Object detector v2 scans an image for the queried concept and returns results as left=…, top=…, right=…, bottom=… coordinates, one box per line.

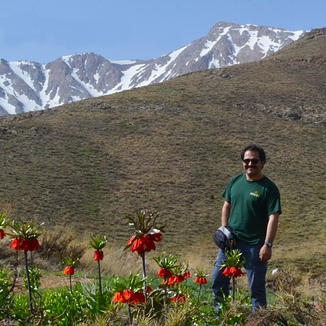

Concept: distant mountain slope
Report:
left=0, top=22, right=305, bottom=115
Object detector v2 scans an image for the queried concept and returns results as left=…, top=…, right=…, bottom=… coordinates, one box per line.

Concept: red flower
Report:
left=229, top=267, right=237, bottom=275
left=9, top=237, right=23, bottom=250
left=171, top=294, right=186, bottom=302
left=157, top=267, right=173, bottom=278
left=21, top=239, right=30, bottom=251
left=23, top=239, right=40, bottom=252
left=63, top=266, right=75, bottom=276
left=195, top=277, right=207, bottom=284
left=222, top=266, right=243, bottom=278
left=167, top=277, right=176, bottom=286
left=0, top=229, right=5, bottom=239
left=93, top=250, right=104, bottom=261
left=183, top=270, right=190, bottom=278
left=149, top=231, right=162, bottom=242
left=167, top=275, right=184, bottom=286
left=222, top=267, right=232, bottom=277
left=129, top=235, right=156, bottom=254
left=234, top=268, right=243, bottom=278
left=28, top=238, right=40, bottom=252
left=130, top=238, right=141, bottom=253
left=127, top=230, right=162, bottom=255
left=112, top=289, right=147, bottom=305
left=9, top=238, right=40, bottom=252
left=146, top=286, right=153, bottom=293
left=112, top=291, right=126, bottom=303
left=127, top=236, right=135, bottom=245
left=122, top=289, right=135, bottom=304
left=141, top=235, right=156, bottom=252
left=175, top=275, right=185, bottom=283
left=134, top=291, right=146, bottom=303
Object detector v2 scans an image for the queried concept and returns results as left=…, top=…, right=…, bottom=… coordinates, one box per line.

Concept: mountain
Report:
left=0, top=27, right=325, bottom=271
left=0, top=22, right=306, bottom=115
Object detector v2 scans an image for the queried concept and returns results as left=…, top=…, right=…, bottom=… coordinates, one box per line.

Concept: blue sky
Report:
left=1, top=0, right=325, bottom=63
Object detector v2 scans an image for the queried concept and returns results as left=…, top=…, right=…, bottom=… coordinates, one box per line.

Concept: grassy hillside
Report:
left=0, top=28, right=325, bottom=274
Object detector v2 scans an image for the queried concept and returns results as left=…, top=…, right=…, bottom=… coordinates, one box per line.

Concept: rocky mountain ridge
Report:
left=0, top=21, right=306, bottom=115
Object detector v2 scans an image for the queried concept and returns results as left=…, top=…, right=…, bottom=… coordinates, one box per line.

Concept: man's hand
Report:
left=259, top=244, right=272, bottom=261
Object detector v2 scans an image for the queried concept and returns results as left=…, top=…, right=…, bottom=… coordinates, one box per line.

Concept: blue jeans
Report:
left=211, top=241, right=267, bottom=312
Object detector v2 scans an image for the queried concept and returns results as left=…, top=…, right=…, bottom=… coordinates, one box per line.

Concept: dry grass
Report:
left=80, top=246, right=160, bottom=278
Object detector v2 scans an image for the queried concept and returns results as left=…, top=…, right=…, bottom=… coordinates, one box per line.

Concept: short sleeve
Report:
left=266, top=184, right=282, bottom=216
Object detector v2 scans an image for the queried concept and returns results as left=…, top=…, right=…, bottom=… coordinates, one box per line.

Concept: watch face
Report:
left=265, top=242, right=272, bottom=247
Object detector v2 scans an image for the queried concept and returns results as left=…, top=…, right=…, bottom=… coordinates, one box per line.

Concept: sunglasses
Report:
left=242, top=159, right=260, bottom=164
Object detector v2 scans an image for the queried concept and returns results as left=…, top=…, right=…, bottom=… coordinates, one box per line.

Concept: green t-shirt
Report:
left=222, top=174, right=281, bottom=245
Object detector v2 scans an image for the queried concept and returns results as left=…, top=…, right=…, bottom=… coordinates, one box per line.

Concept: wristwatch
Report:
left=264, top=241, right=273, bottom=248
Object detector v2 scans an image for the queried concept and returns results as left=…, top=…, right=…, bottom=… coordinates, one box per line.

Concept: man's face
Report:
left=242, top=150, right=264, bottom=180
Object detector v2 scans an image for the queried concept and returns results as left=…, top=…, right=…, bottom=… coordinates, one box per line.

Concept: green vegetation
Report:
left=0, top=210, right=326, bottom=325
left=1, top=267, right=326, bottom=325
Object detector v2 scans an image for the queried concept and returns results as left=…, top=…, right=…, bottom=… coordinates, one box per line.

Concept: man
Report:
left=211, top=144, right=281, bottom=312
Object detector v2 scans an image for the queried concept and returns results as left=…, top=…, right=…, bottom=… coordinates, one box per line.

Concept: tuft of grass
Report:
left=38, top=222, right=87, bottom=268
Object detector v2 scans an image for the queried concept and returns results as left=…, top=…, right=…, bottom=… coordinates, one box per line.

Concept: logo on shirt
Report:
left=250, top=191, right=260, bottom=197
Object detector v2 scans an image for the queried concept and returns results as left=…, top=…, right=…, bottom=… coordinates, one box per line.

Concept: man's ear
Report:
left=261, top=161, right=265, bottom=169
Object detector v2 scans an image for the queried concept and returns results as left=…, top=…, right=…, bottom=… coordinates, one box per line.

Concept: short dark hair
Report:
left=240, top=144, right=266, bottom=162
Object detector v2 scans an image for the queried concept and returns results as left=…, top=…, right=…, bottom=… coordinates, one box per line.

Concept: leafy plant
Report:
left=111, top=271, right=147, bottom=325
left=219, top=249, right=246, bottom=303
left=125, top=209, right=165, bottom=292
left=23, top=265, right=41, bottom=293
left=0, top=267, right=16, bottom=320
left=194, top=268, right=209, bottom=309
left=62, top=254, right=80, bottom=293
left=42, top=287, right=89, bottom=326
left=7, top=220, right=42, bottom=313
left=89, top=235, right=107, bottom=297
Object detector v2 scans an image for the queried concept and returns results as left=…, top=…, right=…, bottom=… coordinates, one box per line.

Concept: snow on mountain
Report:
left=0, top=22, right=306, bottom=115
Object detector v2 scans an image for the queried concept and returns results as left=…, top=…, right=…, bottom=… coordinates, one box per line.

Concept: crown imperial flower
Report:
left=195, top=277, right=207, bottom=284
left=63, top=266, right=74, bottom=276
left=93, top=250, right=104, bottom=261
left=125, top=210, right=165, bottom=255
left=219, top=249, right=245, bottom=279
left=183, top=270, right=190, bottom=278
left=157, top=267, right=173, bottom=278
left=171, top=294, right=186, bottom=302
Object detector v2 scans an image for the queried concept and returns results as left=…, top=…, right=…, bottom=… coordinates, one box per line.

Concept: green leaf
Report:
left=89, top=235, right=107, bottom=250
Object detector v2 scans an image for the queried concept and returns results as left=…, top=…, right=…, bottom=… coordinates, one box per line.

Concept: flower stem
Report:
left=232, top=276, right=235, bottom=304
left=163, top=276, right=167, bottom=313
left=128, top=304, right=132, bottom=325
left=141, top=251, right=146, bottom=296
left=196, top=283, right=202, bottom=309
left=24, top=251, right=33, bottom=313
left=97, top=259, right=102, bottom=298
left=69, top=274, right=72, bottom=293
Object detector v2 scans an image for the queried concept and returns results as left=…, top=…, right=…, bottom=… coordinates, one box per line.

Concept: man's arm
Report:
left=259, top=212, right=280, bottom=261
left=221, top=201, right=231, bottom=226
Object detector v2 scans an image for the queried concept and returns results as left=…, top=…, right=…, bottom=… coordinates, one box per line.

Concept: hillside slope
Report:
left=0, top=28, right=325, bottom=270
